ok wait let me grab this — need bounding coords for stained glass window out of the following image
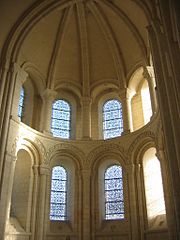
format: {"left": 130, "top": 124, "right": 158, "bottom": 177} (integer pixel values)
{"left": 51, "top": 100, "right": 71, "bottom": 138}
{"left": 104, "top": 165, "right": 124, "bottom": 220}
{"left": 18, "top": 87, "right": 25, "bottom": 120}
{"left": 103, "top": 100, "right": 123, "bottom": 139}
{"left": 50, "top": 166, "right": 67, "bottom": 221}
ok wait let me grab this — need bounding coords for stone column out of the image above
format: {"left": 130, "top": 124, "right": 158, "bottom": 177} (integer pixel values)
{"left": 0, "top": 152, "right": 16, "bottom": 240}
{"left": 135, "top": 163, "right": 145, "bottom": 240}
{"left": 0, "top": 63, "right": 17, "bottom": 186}
{"left": 35, "top": 165, "right": 49, "bottom": 240}
{"left": 82, "top": 169, "right": 91, "bottom": 240}
{"left": 143, "top": 66, "right": 157, "bottom": 115}
{"left": 40, "top": 89, "right": 57, "bottom": 134}
{"left": 148, "top": 22, "right": 180, "bottom": 239}
{"left": 81, "top": 97, "right": 92, "bottom": 139}
{"left": 30, "top": 165, "right": 39, "bottom": 240}
{"left": 119, "top": 89, "right": 130, "bottom": 134}
{"left": 126, "top": 164, "right": 139, "bottom": 240}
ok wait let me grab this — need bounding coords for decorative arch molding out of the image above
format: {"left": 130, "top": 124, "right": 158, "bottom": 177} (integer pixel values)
{"left": 128, "top": 131, "right": 157, "bottom": 164}
{"left": 91, "top": 79, "right": 119, "bottom": 101}
{"left": 127, "top": 64, "right": 145, "bottom": 92}
{"left": 46, "top": 143, "right": 85, "bottom": 169}
{"left": 21, "top": 61, "right": 46, "bottom": 93}
{"left": 133, "top": 0, "right": 153, "bottom": 22}
{"left": 11, "top": 136, "right": 45, "bottom": 165}
{"left": 87, "top": 143, "right": 127, "bottom": 169}
{"left": 55, "top": 79, "right": 82, "bottom": 102}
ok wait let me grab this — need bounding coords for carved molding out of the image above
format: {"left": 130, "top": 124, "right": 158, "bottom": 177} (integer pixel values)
{"left": 46, "top": 143, "right": 85, "bottom": 167}
{"left": 10, "top": 136, "right": 46, "bottom": 165}
{"left": 87, "top": 143, "right": 126, "bottom": 168}
{"left": 128, "top": 130, "right": 156, "bottom": 163}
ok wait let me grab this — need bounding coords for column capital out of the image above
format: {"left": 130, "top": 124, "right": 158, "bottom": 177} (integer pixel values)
{"left": 126, "top": 163, "right": 135, "bottom": 173}
{"left": 5, "top": 151, "right": 17, "bottom": 162}
{"left": 39, "top": 165, "right": 50, "bottom": 175}
{"left": 41, "top": 88, "right": 57, "bottom": 101}
{"left": 33, "top": 165, "right": 39, "bottom": 175}
{"left": 119, "top": 88, "right": 134, "bottom": 100}
{"left": 155, "top": 148, "right": 165, "bottom": 161}
{"left": 81, "top": 96, "right": 92, "bottom": 105}
{"left": 16, "top": 67, "right": 29, "bottom": 85}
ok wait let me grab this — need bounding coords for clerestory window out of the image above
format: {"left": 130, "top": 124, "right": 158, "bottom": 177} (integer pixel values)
{"left": 18, "top": 87, "right": 25, "bottom": 121}
{"left": 104, "top": 165, "right": 124, "bottom": 220}
{"left": 103, "top": 99, "right": 123, "bottom": 139}
{"left": 50, "top": 166, "right": 67, "bottom": 221}
{"left": 51, "top": 99, "right": 71, "bottom": 139}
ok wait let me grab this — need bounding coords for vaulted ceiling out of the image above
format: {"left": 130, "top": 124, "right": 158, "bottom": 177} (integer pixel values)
{"left": 16, "top": 0, "right": 150, "bottom": 94}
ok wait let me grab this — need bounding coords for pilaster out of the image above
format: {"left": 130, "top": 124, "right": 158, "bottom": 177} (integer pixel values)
{"left": 81, "top": 97, "right": 92, "bottom": 139}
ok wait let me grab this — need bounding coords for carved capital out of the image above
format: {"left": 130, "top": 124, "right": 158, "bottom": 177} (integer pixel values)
{"left": 41, "top": 88, "right": 57, "bottom": 101}
{"left": 39, "top": 165, "right": 50, "bottom": 175}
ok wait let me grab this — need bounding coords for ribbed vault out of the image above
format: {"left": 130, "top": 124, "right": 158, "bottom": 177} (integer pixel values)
{"left": 15, "top": 0, "right": 149, "bottom": 96}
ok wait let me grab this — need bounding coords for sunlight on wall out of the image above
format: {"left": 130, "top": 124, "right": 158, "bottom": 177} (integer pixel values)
{"left": 141, "top": 80, "right": 152, "bottom": 124}
{"left": 16, "top": 124, "right": 37, "bottom": 153}
{"left": 143, "top": 148, "right": 166, "bottom": 220}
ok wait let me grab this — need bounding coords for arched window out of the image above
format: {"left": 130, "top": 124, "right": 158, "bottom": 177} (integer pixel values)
{"left": 50, "top": 166, "right": 67, "bottom": 221}
{"left": 103, "top": 100, "right": 123, "bottom": 139}
{"left": 51, "top": 100, "right": 71, "bottom": 139}
{"left": 141, "top": 80, "right": 152, "bottom": 124}
{"left": 104, "top": 165, "right": 124, "bottom": 220}
{"left": 18, "top": 87, "right": 25, "bottom": 120}
{"left": 143, "top": 148, "right": 166, "bottom": 221}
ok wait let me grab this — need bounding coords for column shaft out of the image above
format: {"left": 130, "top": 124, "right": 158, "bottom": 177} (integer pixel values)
{"left": 82, "top": 169, "right": 91, "bottom": 240}
{"left": 35, "top": 166, "right": 49, "bottom": 240}
{"left": 41, "top": 89, "right": 56, "bottom": 134}
{"left": 81, "top": 97, "right": 91, "bottom": 139}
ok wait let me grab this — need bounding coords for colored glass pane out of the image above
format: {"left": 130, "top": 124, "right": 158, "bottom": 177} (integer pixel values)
{"left": 18, "top": 87, "right": 25, "bottom": 120}
{"left": 50, "top": 166, "right": 67, "bottom": 221}
{"left": 51, "top": 100, "right": 71, "bottom": 138}
{"left": 103, "top": 100, "right": 123, "bottom": 139}
{"left": 104, "top": 165, "right": 124, "bottom": 220}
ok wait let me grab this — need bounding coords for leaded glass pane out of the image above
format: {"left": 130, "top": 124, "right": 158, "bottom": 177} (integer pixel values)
{"left": 51, "top": 100, "right": 71, "bottom": 139}
{"left": 18, "top": 87, "right": 25, "bottom": 120}
{"left": 50, "top": 166, "right": 67, "bottom": 221}
{"left": 51, "top": 192, "right": 66, "bottom": 203}
{"left": 105, "top": 165, "right": 122, "bottom": 178}
{"left": 105, "top": 179, "right": 123, "bottom": 190}
{"left": 104, "top": 165, "right": 124, "bottom": 220}
{"left": 103, "top": 99, "right": 123, "bottom": 139}
{"left": 51, "top": 180, "right": 66, "bottom": 191}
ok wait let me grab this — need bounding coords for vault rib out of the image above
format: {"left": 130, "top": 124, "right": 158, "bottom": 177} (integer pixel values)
{"left": 47, "top": 5, "right": 73, "bottom": 89}
{"left": 96, "top": 0, "right": 147, "bottom": 63}
{"left": 88, "top": 1, "right": 126, "bottom": 89}
{"left": 76, "top": 1, "right": 90, "bottom": 97}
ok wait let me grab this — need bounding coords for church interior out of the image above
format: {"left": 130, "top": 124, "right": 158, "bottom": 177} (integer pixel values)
{"left": 0, "top": 0, "right": 179, "bottom": 239}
